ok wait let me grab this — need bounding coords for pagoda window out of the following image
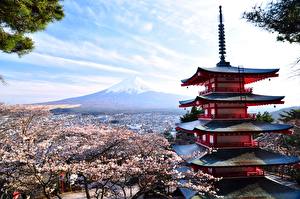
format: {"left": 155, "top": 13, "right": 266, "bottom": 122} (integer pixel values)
{"left": 209, "top": 135, "right": 214, "bottom": 144}
{"left": 202, "top": 134, "right": 206, "bottom": 141}
{"left": 211, "top": 83, "right": 215, "bottom": 90}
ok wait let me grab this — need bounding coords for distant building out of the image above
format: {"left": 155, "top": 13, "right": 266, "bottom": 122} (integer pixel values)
{"left": 173, "top": 6, "right": 300, "bottom": 199}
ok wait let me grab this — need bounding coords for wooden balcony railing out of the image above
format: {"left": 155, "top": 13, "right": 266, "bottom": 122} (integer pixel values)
{"left": 198, "top": 113, "right": 256, "bottom": 120}
{"left": 198, "top": 87, "right": 253, "bottom": 95}
{"left": 198, "top": 114, "right": 215, "bottom": 119}
{"left": 197, "top": 139, "right": 259, "bottom": 148}
{"left": 216, "top": 113, "right": 256, "bottom": 119}
{"left": 214, "top": 168, "right": 264, "bottom": 178}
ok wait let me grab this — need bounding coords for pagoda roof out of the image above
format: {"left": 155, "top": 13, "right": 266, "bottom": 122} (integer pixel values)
{"left": 191, "top": 147, "right": 300, "bottom": 167}
{"left": 176, "top": 119, "right": 293, "bottom": 133}
{"left": 172, "top": 144, "right": 300, "bottom": 167}
{"left": 172, "top": 144, "right": 207, "bottom": 163}
{"left": 215, "top": 177, "right": 300, "bottom": 199}
{"left": 179, "top": 177, "right": 300, "bottom": 199}
{"left": 179, "top": 93, "right": 284, "bottom": 107}
{"left": 181, "top": 66, "right": 279, "bottom": 86}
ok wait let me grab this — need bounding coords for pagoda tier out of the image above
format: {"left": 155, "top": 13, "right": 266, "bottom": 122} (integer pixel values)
{"left": 176, "top": 119, "right": 293, "bottom": 149}
{"left": 179, "top": 176, "right": 300, "bottom": 199}
{"left": 173, "top": 144, "right": 300, "bottom": 178}
{"left": 181, "top": 66, "right": 279, "bottom": 86}
{"left": 176, "top": 119, "right": 293, "bottom": 134}
{"left": 173, "top": 144, "right": 299, "bottom": 167}
{"left": 191, "top": 147, "right": 299, "bottom": 167}
{"left": 215, "top": 177, "right": 300, "bottom": 199}
{"left": 179, "top": 93, "right": 284, "bottom": 108}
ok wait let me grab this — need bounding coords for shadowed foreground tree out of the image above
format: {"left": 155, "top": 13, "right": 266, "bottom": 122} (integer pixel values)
{"left": 243, "top": 0, "right": 300, "bottom": 44}
{"left": 0, "top": 0, "right": 64, "bottom": 56}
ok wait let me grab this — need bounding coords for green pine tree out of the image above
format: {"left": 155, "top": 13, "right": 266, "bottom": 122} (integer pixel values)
{"left": 180, "top": 106, "right": 203, "bottom": 123}
{"left": 255, "top": 111, "right": 274, "bottom": 123}
{"left": 243, "top": 0, "right": 300, "bottom": 44}
{"left": 0, "top": 0, "right": 64, "bottom": 56}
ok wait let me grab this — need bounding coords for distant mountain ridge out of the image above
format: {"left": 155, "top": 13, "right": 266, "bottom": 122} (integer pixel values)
{"left": 270, "top": 106, "right": 300, "bottom": 120}
{"left": 41, "top": 77, "right": 186, "bottom": 113}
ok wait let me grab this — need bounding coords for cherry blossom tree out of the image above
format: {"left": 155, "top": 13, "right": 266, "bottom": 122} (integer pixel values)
{"left": 0, "top": 105, "right": 68, "bottom": 199}
{"left": 0, "top": 104, "right": 218, "bottom": 199}
{"left": 65, "top": 127, "right": 218, "bottom": 199}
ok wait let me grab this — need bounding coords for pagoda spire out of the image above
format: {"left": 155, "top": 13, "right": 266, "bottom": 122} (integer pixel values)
{"left": 217, "top": 6, "right": 230, "bottom": 67}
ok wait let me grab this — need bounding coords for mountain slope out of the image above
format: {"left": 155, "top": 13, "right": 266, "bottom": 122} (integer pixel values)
{"left": 270, "top": 106, "right": 300, "bottom": 120}
{"left": 43, "top": 77, "right": 186, "bottom": 112}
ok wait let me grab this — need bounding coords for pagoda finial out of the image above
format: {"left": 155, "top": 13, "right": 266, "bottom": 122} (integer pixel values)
{"left": 217, "top": 5, "right": 230, "bottom": 67}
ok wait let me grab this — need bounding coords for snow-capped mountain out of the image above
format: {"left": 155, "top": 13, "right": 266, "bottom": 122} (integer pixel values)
{"left": 105, "top": 77, "right": 151, "bottom": 94}
{"left": 42, "top": 77, "right": 185, "bottom": 112}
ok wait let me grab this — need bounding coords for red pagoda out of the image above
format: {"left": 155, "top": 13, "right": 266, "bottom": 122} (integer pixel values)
{"left": 174, "top": 6, "right": 300, "bottom": 199}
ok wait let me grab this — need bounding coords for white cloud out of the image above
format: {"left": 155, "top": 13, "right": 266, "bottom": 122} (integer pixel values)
{"left": 0, "top": 52, "right": 139, "bottom": 75}
{"left": 0, "top": 73, "right": 122, "bottom": 104}
{"left": 1, "top": 0, "right": 300, "bottom": 108}
{"left": 142, "top": 23, "right": 153, "bottom": 31}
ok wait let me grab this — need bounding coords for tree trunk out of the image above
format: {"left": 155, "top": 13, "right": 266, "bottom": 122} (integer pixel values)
{"left": 100, "top": 187, "right": 105, "bottom": 199}
{"left": 54, "top": 193, "right": 62, "bottom": 199}
{"left": 131, "top": 190, "right": 145, "bottom": 199}
{"left": 122, "top": 187, "right": 127, "bottom": 199}
{"left": 83, "top": 175, "right": 91, "bottom": 199}
{"left": 42, "top": 186, "right": 51, "bottom": 199}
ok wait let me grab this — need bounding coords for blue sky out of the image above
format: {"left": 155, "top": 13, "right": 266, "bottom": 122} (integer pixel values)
{"left": 0, "top": 0, "right": 300, "bottom": 110}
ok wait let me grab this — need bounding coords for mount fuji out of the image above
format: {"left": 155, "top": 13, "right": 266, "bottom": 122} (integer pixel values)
{"left": 42, "top": 77, "right": 185, "bottom": 113}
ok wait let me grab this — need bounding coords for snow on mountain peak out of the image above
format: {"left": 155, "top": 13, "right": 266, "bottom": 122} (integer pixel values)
{"left": 106, "top": 77, "right": 152, "bottom": 94}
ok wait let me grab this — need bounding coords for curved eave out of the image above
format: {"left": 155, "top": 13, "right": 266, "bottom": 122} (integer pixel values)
{"left": 176, "top": 120, "right": 293, "bottom": 134}
{"left": 192, "top": 161, "right": 300, "bottom": 168}
{"left": 177, "top": 127, "right": 293, "bottom": 135}
{"left": 215, "top": 177, "right": 300, "bottom": 199}
{"left": 175, "top": 126, "right": 196, "bottom": 134}
{"left": 179, "top": 95, "right": 285, "bottom": 108}
{"left": 181, "top": 67, "right": 279, "bottom": 86}
{"left": 190, "top": 148, "right": 300, "bottom": 167}
{"left": 172, "top": 144, "right": 207, "bottom": 163}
